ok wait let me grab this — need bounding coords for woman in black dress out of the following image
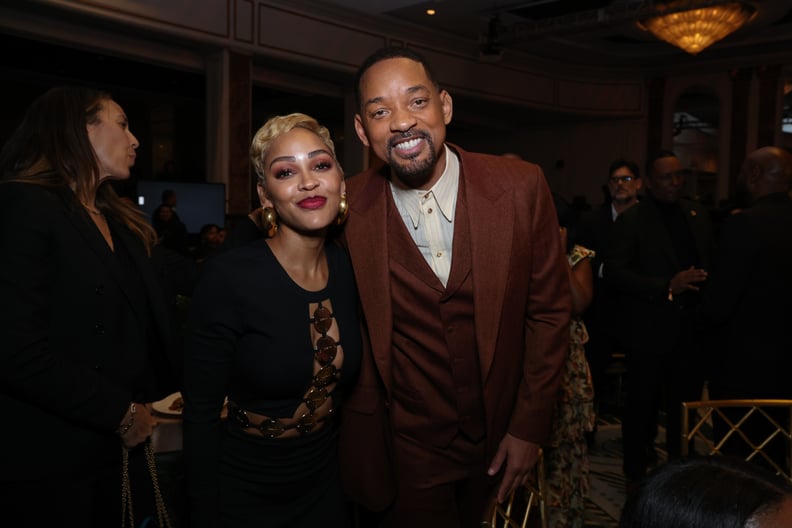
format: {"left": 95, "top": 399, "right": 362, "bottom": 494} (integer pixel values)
{"left": 183, "top": 113, "right": 362, "bottom": 527}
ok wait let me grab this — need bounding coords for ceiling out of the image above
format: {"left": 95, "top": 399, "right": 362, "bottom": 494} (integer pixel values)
{"left": 309, "top": 0, "right": 792, "bottom": 72}
{"left": 306, "top": 0, "right": 792, "bottom": 132}
{"left": 3, "top": 0, "right": 791, "bottom": 136}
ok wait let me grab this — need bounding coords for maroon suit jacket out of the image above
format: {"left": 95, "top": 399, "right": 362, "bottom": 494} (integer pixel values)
{"left": 338, "top": 144, "right": 570, "bottom": 510}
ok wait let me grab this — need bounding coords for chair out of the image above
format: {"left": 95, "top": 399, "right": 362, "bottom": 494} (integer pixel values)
{"left": 487, "top": 449, "right": 547, "bottom": 528}
{"left": 680, "top": 399, "right": 792, "bottom": 482}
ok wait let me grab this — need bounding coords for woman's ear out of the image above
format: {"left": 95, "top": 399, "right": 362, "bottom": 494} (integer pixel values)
{"left": 256, "top": 183, "right": 271, "bottom": 208}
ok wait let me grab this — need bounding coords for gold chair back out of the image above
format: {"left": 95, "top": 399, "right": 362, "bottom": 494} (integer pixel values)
{"left": 681, "top": 399, "right": 792, "bottom": 482}
{"left": 486, "top": 449, "right": 547, "bottom": 528}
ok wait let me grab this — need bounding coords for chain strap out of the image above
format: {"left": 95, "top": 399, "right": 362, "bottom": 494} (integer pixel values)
{"left": 145, "top": 440, "right": 173, "bottom": 528}
{"left": 121, "top": 438, "right": 173, "bottom": 528}
{"left": 121, "top": 444, "right": 134, "bottom": 528}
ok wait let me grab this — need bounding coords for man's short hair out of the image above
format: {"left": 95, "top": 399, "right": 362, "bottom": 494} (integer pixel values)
{"left": 608, "top": 159, "right": 640, "bottom": 180}
{"left": 646, "top": 149, "right": 677, "bottom": 176}
{"left": 354, "top": 46, "right": 439, "bottom": 110}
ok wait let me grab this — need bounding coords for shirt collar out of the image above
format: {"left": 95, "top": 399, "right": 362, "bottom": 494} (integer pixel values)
{"left": 611, "top": 198, "right": 639, "bottom": 221}
{"left": 390, "top": 145, "right": 459, "bottom": 229}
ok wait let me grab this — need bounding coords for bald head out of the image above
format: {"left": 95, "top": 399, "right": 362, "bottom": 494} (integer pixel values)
{"left": 741, "top": 146, "right": 792, "bottom": 201}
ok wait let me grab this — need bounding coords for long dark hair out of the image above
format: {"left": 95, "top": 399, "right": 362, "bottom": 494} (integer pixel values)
{"left": 0, "top": 86, "right": 157, "bottom": 253}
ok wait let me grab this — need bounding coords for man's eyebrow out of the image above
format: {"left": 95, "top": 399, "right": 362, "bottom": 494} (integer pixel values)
{"left": 363, "top": 85, "right": 431, "bottom": 107}
{"left": 405, "top": 84, "right": 430, "bottom": 95}
{"left": 363, "top": 96, "right": 384, "bottom": 107}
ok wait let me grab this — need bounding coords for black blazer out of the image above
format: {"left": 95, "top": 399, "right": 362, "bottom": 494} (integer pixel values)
{"left": 603, "top": 193, "right": 714, "bottom": 356}
{"left": 577, "top": 205, "right": 619, "bottom": 333}
{"left": 577, "top": 205, "right": 614, "bottom": 280}
{"left": 0, "top": 182, "right": 174, "bottom": 479}
{"left": 696, "top": 192, "right": 792, "bottom": 397}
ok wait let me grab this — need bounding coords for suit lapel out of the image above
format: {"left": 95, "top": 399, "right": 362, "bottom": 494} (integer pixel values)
{"left": 349, "top": 149, "right": 514, "bottom": 388}
{"left": 682, "top": 201, "right": 711, "bottom": 269}
{"left": 346, "top": 169, "right": 394, "bottom": 393}
{"left": 643, "top": 197, "right": 679, "bottom": 270}
{"left": 55, "top": 189, "right": 135, "bottom": 299}
{"left": 115, "top": 227, "right": 171, "bottom": 341}
{"left": 54, "top": 187, "right": 163, "bottom": 337}
{"left": 455, "top": 148, "right": 512, "bottom": 381}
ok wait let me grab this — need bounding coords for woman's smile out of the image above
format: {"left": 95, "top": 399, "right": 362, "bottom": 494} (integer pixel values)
{"left": 298, "top": 196, "right": 327, "bottom": 209}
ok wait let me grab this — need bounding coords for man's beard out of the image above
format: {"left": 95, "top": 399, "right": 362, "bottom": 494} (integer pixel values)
{"left": 387, "top": 132, "right": 437, "bottom": 188}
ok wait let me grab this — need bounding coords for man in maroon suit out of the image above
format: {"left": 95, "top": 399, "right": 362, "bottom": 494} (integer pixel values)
{"left": 338, "top": 46, "right": 571, "bottom": 528}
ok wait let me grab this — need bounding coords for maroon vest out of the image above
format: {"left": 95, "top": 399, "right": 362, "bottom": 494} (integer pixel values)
{"left": 387, "top": 184, "right": 485, "bottom": 447}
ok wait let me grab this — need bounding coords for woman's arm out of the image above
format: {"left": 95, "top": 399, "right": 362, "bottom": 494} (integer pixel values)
{"left": 561, "top": 229, "right": 594, "bottom": 317}
{"left": 569, "top": 256, "right": 593, "bottom": 317}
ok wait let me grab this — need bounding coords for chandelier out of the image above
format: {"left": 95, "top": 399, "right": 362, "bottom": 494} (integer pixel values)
{"left": 638, "top": 1, "right": 756, "bottom": 55}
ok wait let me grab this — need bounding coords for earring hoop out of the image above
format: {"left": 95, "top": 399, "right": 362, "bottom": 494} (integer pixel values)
{"left": 262, "top": 207, "right": 278, "bottom": 238}
{"left": 336, "top": 193, "right": 348, "bottom": 225}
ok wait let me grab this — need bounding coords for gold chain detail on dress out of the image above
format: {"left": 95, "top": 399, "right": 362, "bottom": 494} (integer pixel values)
{"left": 229, "top": 301, "right": 342, "bottom": 438}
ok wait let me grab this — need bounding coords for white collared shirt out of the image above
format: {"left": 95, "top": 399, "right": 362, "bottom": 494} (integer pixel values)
{"left": 390, "top": 145, "right": 459, "bottom": 287}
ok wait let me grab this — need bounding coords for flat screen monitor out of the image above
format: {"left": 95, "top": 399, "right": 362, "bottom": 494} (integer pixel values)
{"left": 136, "top": 180, "right": 226, "bottom": 234}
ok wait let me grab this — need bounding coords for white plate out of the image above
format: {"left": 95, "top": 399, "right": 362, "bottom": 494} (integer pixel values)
{"left": 152, "top": 391, "right": 184, "bottom": 416}
{"left": 151, "top": 392, "right": 229, "bottom": 417}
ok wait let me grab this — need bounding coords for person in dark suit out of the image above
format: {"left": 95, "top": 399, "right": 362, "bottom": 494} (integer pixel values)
{"left": 696, "top": 146, "right": 792, "bottom": 470}
{"left": 576, "top": 159, "right": 642, "bottom": 432}
{"left": 0, "top": 86, "right": 176, "bottom": 526}
{"left": 190, "top": 222, "right": 221, "bottom": 262}
{"left": 603, "top": 150, "right": 714, "bottom": 483}
{"left": 152, "top": 201, "right": 190, "bottom": 257}
{"left": 338, "top": 46, "right": 571, "bottom": 527}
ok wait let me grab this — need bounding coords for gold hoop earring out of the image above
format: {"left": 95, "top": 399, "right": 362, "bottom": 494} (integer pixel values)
{"left": 262, "top": 207, "right": 278, "bottom": 238}
{"left": 336, "top": 193, "right": 348, "bottom": 225}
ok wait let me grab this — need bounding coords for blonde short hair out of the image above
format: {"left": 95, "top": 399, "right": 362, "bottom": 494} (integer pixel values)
{"left": 250, "top": 113, "right": 336, "bottom": 185}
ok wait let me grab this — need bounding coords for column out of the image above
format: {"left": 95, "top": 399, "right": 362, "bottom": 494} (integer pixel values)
{"left": 728, "top": 68, "right": 752, "bottom": 194}
{"left": 645, "top": 77, "right": 665, "bottom": 158}
{"left": 206, "top": 49, "right": 253, "bottom": 218}
{"left": 756, "top": 64, "right": 783, "bottom": 148}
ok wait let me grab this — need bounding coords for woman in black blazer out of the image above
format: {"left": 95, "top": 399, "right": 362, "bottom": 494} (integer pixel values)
{"left": 0, "top": 86, "right": 176, "bottom": 526}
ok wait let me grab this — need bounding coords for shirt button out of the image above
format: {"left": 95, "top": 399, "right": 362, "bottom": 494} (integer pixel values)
{"left": 428, "top": 208, "right": 433, "bottom": 214}
{"left": 436, "top": 252, "right": 442, "bottom": 258}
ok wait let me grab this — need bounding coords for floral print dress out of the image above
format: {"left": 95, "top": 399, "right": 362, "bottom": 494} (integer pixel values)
{"left": 544, "top": 244, "right": 596, "bottom": 528}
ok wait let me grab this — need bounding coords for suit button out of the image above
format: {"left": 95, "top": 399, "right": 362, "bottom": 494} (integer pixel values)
{"left": 94, "top": 365, "right": 102, "bottom": 371}
{"left": 94, "top": 323, "right": 105, "bottom": 335}
{"left": 95, "top": 285, "right": 105, "bottom": 295}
